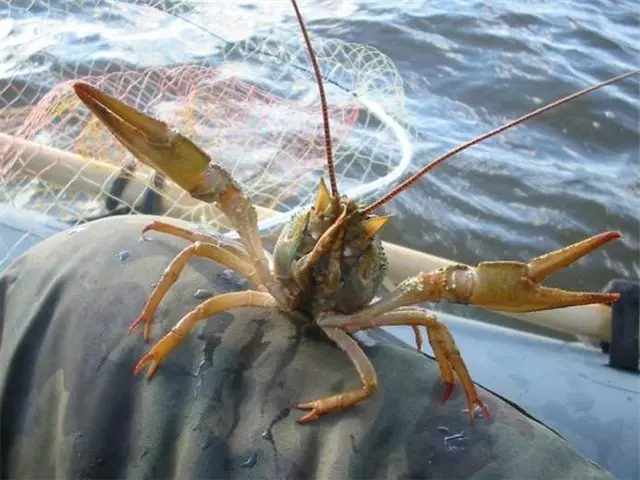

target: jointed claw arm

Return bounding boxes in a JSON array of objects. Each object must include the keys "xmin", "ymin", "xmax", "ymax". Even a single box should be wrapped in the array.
[
  {"xmin": 73, "ymin": 82, "xmax": 291, "ymax": 307},
  {"xmin": 315, "ymin": 231, "xmax": 621, "ymax": 420},
  {"xmin": 333, "ymin": 231, "xmax": 620, "ymax": 321}
]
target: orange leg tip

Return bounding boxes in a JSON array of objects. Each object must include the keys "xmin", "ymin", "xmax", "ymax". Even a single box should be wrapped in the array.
[
  {"xmin": 297, "ymin": 413, "xmax": 317, "ymax": 424},
  {"xmin": 133, "ymin": 362, "xmax": 144, "ymax": 376},
  {"xmin": 471, "ymin": 400, "xmax": 491, "ymax": 422},
  {"xmin": 482, "ymin": 406, "xmax": 491, "ymax": 421},
  {"xmin": 143, "ymin": 324, "xmax": 152, "ymax": 342},
  {"xmin": 477, "ymin": 401, "xmax": 491, "ymax": 421},
  {"xmin": 146, "ymin": 364, "xmax": 158, "ymax": 379},
  {"xmin": 295, "ymin": 402, "xmax": 320, "ymax": 424},
  {"xmin": 133, "ymin": 354, "xmax": 152, "ymax": 377},
  {"xmin": 441, "ymin": 382, "xmax": 455, "ymax": 405},
  {"xmin": 128, "ymin": 316, "xmax": 144, "ymax": 334},
  {"xmin": 128, "ymin": 315, "xmax": 152, "ymax": 341}
]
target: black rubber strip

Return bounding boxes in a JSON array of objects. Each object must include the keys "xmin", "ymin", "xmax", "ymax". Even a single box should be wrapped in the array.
[{"xmin": 604, "ymin": 279, "xmax": 639, "ymax": 372}]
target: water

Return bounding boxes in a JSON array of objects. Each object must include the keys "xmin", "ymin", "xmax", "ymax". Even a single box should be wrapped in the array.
[
  {"xmin": 320, "ymin": 2, "xmax": 638, "ymax": 327},
  {"xmin": 1, "ymin": 2, "xmax": 636, "ymax": 311},
  {"xmin": 0, "ymin": 5, "xmax": 636, "ymax": 325},
  {"xmin": 351, "ymin": 2, "xmax": 640, "ymax": 287},
  {"xmin": 1, "ymin": 1, "xmax": 639, "ymax": 345},
  {"xmin": 335, "ymin": 1, "xmax": 640, "ymax": 327}
]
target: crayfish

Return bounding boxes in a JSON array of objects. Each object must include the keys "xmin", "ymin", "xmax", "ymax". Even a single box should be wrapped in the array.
[{"xmin": 72, "ymin": 0, "xmax": 637, "ymax": 424}]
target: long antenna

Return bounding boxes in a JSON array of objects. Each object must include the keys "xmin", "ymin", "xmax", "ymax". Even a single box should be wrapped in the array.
[
  {"xmin": 290, "ymin": 0, "xmax": 339, "ymax": 197},
  {"xmin": 364, "ymin": 69, "xmax": 639, "ymax": 215}
]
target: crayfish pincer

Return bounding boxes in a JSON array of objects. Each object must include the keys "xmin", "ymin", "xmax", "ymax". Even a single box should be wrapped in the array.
[{"xmin": 72, "ymin": 0, "xmax": 635, "ymax": 424}]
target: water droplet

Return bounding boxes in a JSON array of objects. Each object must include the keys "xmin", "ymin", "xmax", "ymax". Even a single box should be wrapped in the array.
[
  {"xmin": 116, "ymin": 250, "xmax": 131, "ymax": 262},
  {"xmin": 240, "ymin": 451, "xmax": 258, "ymax": 468},
  {"xmin": 444, "ymin": 430, "xmax": 469, "ymax": 453},
  {"xmin": 444, "ymin": 432, "xmax": 465, "ymax": 442},
  {"xmin": 220, "ymin": 269, "xmax": 235, "ymax": 281},
  {"xmin": 193, "ymin": 288, "xmax": 214, "ymax": 299},
  {"xmin": 604, "ymin": 110, "xmax": 615, "ymax": 119},
  {"xmin": 462, "ymin": 406, "xmax": 487, "ymax": 420},
  {"xmin": 592, "ymin": 121, "xmax": 601, "ymax": 129},
  {"xmin": 195, "ymin": 338, "xmax": 216, "ymax": 390},
  {"xmin": 68, "ymin": 225, "xmax": 86, "ymax": 235},
  {"xmin": 261, "ymin": 407, "xmax": 290, "ymax": 446},
  {"xmin": 216, "ymin": 268, "xmax": 249, "ymax": 291},
  {"xmin": 352, "ymin": 330, "xmax": 377, "ymax": 347}
]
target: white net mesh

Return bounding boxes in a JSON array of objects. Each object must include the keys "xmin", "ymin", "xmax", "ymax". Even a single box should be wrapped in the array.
[{"xmin": 0, "ymin": 0, "xmax": 412, "ymax": 267}]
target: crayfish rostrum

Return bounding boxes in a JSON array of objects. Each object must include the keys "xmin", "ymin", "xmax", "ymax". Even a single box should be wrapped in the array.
[{"xmin": 72, "ymin": 0, "xmax": 637, "ymax": 424}]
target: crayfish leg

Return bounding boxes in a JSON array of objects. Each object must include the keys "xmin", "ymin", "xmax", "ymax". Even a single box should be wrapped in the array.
[
  {"xmin": 141, "ymin": 221, "xmax": 250, "ymax": 262},
  {"xmin": 320, "ymin": 309, "xmax": 491, "ymax": 422},
  {"xmin": 411, "ymin": 325, "xmax": 424, "ymax": 351},
  {"xmin": 296, "ymin": 327, "xmax": 378, "ymax": 423},
  {"xmin": 130, "ymin": 240, "xmax": 263, "ymax": 341},
  {"xmin": 134, "ymin": 291, "xmax": 277, "ymax": 378}
]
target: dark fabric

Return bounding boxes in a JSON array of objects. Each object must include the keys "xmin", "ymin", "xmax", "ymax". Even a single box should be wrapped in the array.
[{"xmin": 0, "ymin": 215, "xmax": 613, "ymax": 479}]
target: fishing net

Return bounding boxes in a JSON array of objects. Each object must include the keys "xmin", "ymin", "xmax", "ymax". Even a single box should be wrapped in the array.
[{"xmin": 0, "ymin": 0, "xmax": 412, "ymax": 268}]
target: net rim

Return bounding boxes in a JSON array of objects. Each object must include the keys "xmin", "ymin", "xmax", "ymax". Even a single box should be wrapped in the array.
[{"xmin": 225, "ymin": 92, "xmax": 414, "ymax": 239}]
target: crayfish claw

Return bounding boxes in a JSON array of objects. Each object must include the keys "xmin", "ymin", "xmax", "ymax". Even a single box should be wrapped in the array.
[
  {"xmin": 527, "ymin": 231, "xmax": 620, "ymax": 283},
  {"xmin": 466, "ymin": 231, "xmax": 621, "ymax": 313},
  {"xmin": 73, "ymin": 82, "xmax": 211, "ymax": 194}
]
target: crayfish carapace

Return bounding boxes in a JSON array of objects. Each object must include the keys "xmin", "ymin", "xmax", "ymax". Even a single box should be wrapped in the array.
[{"xmin": 73, "ymin": 0, "xmax": 637, "ymax": 424}]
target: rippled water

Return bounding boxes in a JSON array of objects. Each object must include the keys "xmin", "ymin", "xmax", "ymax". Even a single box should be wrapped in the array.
[
  {"xmin": 351, "ymin": 1, "xmax": 640, "ymax": 326},
  {"xmin": 1, "ymin": 0, "xmax": 638, "ymax": 325}
]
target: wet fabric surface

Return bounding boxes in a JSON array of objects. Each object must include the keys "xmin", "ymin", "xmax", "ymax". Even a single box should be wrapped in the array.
[{"xmin": 0, "ymin": 216, "xmax": 613, "ymax": 479}]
